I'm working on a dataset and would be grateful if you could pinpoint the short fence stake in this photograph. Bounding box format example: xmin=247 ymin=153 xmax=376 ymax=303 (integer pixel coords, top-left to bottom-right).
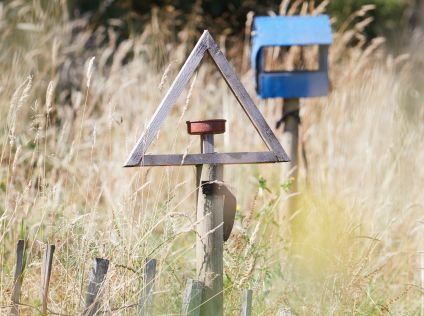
xmin=138 ymin=258 xmax=157 ymax=316
xmin=182 ymin=279 xmax=204 ymax=316
xmin=41 ymin=244 xmax=55 ymax=316
xmin=10 ymin=239 xmax=25 ymax=316
xmin=84 ymin=258 xmax=109 ymax=316
xmin=239 ymin=289 xmax=253 ymax=316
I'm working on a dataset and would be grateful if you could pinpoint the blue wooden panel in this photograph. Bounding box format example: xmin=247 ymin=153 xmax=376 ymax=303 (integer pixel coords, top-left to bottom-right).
xmin=251 ymin=15 xmax=332 ymax=70
xmin=258 ymin=71 xmax=329 ymax=99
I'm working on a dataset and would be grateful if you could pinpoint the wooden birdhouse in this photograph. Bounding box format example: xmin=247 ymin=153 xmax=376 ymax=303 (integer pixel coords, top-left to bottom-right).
xmin=251 ymin=15 xmax=333 ymax=99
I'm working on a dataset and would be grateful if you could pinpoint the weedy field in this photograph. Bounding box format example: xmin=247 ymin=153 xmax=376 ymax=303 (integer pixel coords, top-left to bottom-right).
xmin=0 ymin=1 xmax=424 ymax=315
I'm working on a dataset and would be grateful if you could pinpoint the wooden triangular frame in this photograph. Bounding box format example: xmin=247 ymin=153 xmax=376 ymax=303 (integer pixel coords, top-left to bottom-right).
xmin=124 ymin=30 xmax=289 ymax=167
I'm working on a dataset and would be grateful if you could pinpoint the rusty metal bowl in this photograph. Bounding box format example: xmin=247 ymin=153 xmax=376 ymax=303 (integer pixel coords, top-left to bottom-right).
xmin=186 ymin=119 xmax=226 ymax=135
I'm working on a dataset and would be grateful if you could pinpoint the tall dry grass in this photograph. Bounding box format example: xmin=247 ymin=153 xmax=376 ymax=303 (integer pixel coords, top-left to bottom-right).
xmin=0 ymin=0 xmax=423 ymax=315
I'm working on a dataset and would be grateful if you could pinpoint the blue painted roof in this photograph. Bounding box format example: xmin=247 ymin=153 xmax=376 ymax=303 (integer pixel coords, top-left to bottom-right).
xmin=251 ymin=15 xmax=332 ymax=70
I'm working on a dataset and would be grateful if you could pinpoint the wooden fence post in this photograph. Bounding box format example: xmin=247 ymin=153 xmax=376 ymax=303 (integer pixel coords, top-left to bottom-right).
xmin=138 ymin=258 xmax=157 ymax=316
xmin=196 ymin=133 xmax=225 ymax=316
xmin=10 ymin=239 xmax=25 ymax=316
xmin=281 ymin=98 xmax=300 ymax=214
xmin=84 ymin=258 xmax=109 ymax=316
xmin=182 ymin=279 xmax=204 ymax=316
xmin=239 ymin=289 xmax=253 ymax=316
xmin=41 ymin=244 xmax=55 ymax=316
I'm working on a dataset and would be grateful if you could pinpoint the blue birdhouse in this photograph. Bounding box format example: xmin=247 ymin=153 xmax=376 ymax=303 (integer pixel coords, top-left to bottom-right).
xmin=251 ymin=15 xmax=332 ymax=99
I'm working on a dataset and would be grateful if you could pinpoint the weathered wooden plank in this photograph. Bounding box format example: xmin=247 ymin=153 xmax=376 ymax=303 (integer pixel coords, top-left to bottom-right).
xmin=197 ymin=136 xmax=224 ymax=316
xmin=125 ymin=151 xmax=288 ymax=167
xmin=84 ymin=258 xmax=109 ymax=316
xmin=125 ymin=31 xmax=209 ymax=167
xmin=240 ymin=289 xmax=253 ymax=316
xmin=10 ymin=240 xmax=25 ymax=316
xmin=205 ymin=32 xmax=289 ymax=162
xmin=41 ymin=244 xmax=55 ymax=316
xmin=181 ymin=279 xmax=204 ymax=316
xmin=138 ymin=258 xmax=157 ymax=316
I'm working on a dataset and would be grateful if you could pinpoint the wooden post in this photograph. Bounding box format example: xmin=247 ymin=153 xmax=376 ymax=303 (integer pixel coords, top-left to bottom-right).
xmin=282 ymin=99 xmax=299 ymax=180
xmin=138 ymin=258 xmax=157 ymax=316
xmin=239 ymin=289 xmax=253 ymax=316
xmin=182 ymin=279 xmax=204 ymax=316
xmin=196 ymin=133 xmax=225 ymax=315
xmin=281 ymin=98 xmax=300 ymax=213
xmin=41 ymin=244 xmax=55 ymax=316
xmin=10 ymin=239 xmax=25 ymax=316
xmin=84 ymin=258 xmax=109 ymax=316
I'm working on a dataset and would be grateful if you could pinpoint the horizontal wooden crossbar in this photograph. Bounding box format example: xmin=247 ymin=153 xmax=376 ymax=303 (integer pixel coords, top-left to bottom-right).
xmin=124 ymin=152 xmax=289 ymax=167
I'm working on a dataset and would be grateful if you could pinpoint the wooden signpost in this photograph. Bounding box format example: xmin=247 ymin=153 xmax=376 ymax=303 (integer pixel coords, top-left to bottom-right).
xmin=124 ymin=30 xmax=288 ymax=315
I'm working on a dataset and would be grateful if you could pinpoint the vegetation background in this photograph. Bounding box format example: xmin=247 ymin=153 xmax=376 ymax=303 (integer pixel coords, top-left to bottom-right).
xmin=0 ymin=0 xmax=424 ymax=315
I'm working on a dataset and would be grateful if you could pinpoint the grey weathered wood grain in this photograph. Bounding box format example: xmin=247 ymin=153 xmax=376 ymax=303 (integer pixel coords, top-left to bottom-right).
xmin=181 ymin=279 xmax=204 ymax=316
xmin=10 ymin=239 xmax=25 ymax=316
xmin=240 ymin=289 xmax=253 ymax=316
xmin=125 ymin=31 xmax=209 ymax=167
xmin=138 ymin=258 xmax=157 ymax=316
xmin=205 ymin=31 xmax=289 ymax=162
xmin=201 ymin=134 xmax=214 ymax=154
xmin=196 ymin=135 xmax=224 ymax=316
xmin=84 ymin=258 xmax=109 ymax=316
xmin=125 ymin=151 xmax=288 ymax=167
xmin=41 ymin=244 xmax=55 ymax=316
xmin=124 ymin=30 xmax=289 ymax=168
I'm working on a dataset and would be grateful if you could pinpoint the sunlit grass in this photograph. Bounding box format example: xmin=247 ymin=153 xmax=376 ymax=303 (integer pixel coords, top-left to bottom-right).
xmin=0 ymin=0 xmax=423 ymax=315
